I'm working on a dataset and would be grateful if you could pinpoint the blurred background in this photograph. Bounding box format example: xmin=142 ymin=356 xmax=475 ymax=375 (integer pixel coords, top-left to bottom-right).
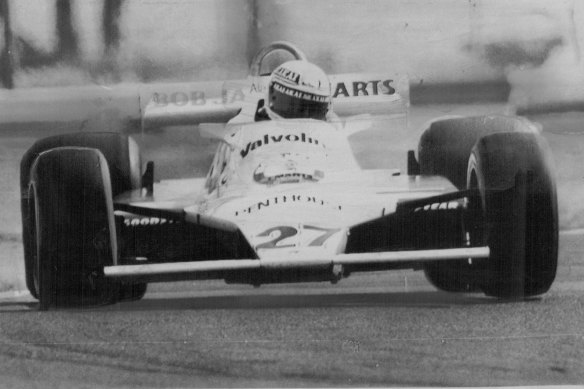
xmin=1 ymin=0 xmax=582 ymax=107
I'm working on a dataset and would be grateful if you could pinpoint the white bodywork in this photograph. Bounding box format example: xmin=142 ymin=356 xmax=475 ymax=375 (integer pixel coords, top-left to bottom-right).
xmin=122 ymin=117 xmax=457 ymax=261
xmin=105 ymin=69 xmax=491 ymax=282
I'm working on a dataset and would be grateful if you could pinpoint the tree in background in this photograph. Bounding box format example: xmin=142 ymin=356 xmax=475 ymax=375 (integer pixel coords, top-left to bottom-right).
xmin=101 ymin=0 xmax=124 ymax=82
xmin=56 ymin=0 xmax=79 ymax=62
xmin=0 ymin=0 xmax=14 ymax=88
xmin=246 ymin=0 xmax=259 ymax=64
xmin=103 ymin=0 xmax=123 ymax=56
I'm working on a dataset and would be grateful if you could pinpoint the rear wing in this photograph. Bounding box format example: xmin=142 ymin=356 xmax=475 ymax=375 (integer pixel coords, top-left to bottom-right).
xmin=142 ymin=74 xmax=409 ymax=130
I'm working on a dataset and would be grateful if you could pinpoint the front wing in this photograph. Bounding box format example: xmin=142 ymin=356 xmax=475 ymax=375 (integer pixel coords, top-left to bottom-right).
xmin=106 ymin=188 xmax=491 ymax=285
xmin=104 ymin=247 xmax=489 ymax=284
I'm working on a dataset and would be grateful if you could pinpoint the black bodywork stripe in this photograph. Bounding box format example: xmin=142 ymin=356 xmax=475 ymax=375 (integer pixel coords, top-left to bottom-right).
xmin=395 ymin=189 xmax=478 ymax=212
xmin=114 ymin=203 xmax=258 ymax=261
xmin=115 ymin=202 xmax=185 ymax=221
xmin=345 ymin=189 xmax=479 ymax=256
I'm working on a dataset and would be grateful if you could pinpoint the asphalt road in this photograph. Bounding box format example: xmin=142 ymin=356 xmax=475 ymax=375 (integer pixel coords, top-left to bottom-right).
xmin=1 ymin=231 xmax=583 ymax=388
xmin=2 ymin=104 xmax=584 ymax=387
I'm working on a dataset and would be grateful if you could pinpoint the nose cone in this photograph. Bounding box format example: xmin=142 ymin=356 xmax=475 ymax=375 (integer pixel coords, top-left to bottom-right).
xmin=214 ymin=191 xmax=344 ymax=221
xmin=245 ymin=223 xmax=348 ymax=259
xmin=210 ymin=192 xmax=348 ymax=257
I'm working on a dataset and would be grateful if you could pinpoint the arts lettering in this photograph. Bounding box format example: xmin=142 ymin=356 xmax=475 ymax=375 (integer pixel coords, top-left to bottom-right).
xmin=332 ymin=79 xmax=395 ymax=98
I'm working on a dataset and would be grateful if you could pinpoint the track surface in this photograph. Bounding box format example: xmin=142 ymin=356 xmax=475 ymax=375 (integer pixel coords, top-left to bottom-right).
xmin=1 ymin=105 xmax=584 ymax=387
xmin=1 ymin=231 xmax=584 ymax=388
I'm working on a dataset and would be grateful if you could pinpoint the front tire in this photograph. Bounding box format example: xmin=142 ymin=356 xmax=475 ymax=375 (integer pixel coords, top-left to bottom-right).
xmin=418 ymin=116 xmax=541 ymax=294
xmin=30 ymin=148 xmax=119 ymax=310
xmin=117 ymin=283 xmax=148 ymax=302
xmin=21 ymin=133 xmax=145 ymax=300
xmin=468 ymin=132 xmax=558 ymax=298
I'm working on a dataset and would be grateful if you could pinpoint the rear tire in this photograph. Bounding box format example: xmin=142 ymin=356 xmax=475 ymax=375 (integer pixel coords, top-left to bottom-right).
xmin=31 ymin=148 xmax=119 ymax=310
xmin=468 ymin=132 xmax=558 ymax=298
xmin=21 ymin=133 xmax=146 ymax=300
xmin=418 ymin=115 xmax=536 ymax=189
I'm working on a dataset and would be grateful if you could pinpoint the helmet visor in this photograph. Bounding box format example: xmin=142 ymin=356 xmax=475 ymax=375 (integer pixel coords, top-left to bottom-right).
xmin=269 ymin=81 xmax=329 ymax=120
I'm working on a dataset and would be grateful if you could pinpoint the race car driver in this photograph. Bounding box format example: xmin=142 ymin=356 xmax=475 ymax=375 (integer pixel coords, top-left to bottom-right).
xmin=226 ymin=59 xmax=339 ymax=125
xmin=261 ymin=60 xmax=332 ymax=121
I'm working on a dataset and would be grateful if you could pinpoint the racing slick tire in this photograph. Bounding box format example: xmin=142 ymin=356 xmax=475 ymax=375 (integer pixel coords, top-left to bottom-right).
xmin=117 ymin=283 xmax=148 ymax=302
xmin=21 ymin=133 xmax=146 ymax=300
xmin=418 ymin=115 xmax=536 ymax=190
xmin=418 ymin=116 xmax=538 ymax=293
xmin=468 ymin=132 xmax=558 ymax=298
xmin=29 ymin=148 xmax=119 ymax=310
xmin=423 ymin=262 xmax=481 ymax=293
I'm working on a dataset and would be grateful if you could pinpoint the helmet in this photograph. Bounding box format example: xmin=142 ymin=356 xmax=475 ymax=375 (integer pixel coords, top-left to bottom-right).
xmin=267 ymin=60 xmax=331 ymax=121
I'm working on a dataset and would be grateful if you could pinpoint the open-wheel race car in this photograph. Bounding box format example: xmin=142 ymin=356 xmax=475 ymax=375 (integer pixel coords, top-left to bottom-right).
xmin=20 ymin=42 xmax=558 ymax=310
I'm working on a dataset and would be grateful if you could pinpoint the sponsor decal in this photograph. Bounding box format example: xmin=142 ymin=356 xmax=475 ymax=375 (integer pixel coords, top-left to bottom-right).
xmin=253 ymin=171 xmax=323 ymax=184
xmin=272 ymin=82 xmax=328 ymax=102
xmin=332 ymin=79 xmax=396 ymax=98
xmin=240 ymin=132 xmax=325 ymax=158
xmin=149 ymin=78 xmax=396 ymax=106
xmin=151 ymin=88 xmax=245 ymax=107
xmin=255 ymin=225 xmax=341 ymax=249
xmin=253 ymin=158 xmax=325 ymax=184
xmin=272 ymin=66 xmax=326 ymax=91
xmin=123 ymin=217 xmax=177 ymax=227
xmin=273 ymin=66 xmax=301 ymax=85
xmin=250 ymin=82 xmax=265 ymax=94
xmin=235 ymin=194 xmax=342 ymax=216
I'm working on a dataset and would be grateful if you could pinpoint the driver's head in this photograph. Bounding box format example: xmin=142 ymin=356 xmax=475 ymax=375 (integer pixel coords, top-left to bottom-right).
xmin=267 ymin=60 xmax=331 ymax=121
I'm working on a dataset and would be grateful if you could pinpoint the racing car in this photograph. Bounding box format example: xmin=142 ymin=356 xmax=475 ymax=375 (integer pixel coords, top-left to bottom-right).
xmin=20 ymin=42 xmax=558 ymax=310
